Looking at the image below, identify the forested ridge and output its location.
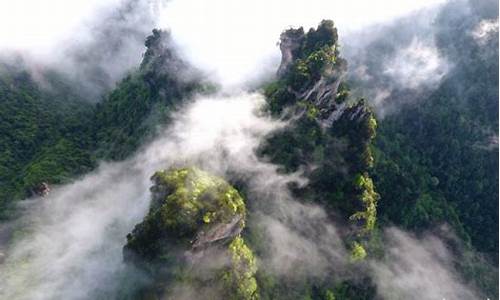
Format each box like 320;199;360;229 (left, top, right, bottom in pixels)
366;0;499;258
0;30;208;217
0;63;95;216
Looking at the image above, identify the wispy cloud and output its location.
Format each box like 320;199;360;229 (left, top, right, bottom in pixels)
370;228;480;300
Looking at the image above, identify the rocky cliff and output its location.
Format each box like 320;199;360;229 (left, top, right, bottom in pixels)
262;20;378;237
124;167;258;300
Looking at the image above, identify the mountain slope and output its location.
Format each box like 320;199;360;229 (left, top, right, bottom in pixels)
254;20;379;299
0;29;207;216
261;20;378;237
361;0;499;258
0;4;497;298
345;0;498;296
0;62;95;216
94;29;209;160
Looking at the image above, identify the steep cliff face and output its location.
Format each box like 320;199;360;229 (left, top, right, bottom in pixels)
271;20;348;127
276;27;305;77
120;22;380;300
124;167;258;300
140;29;201;91
261;20;378;236
94;29;209;161
250;20;381;300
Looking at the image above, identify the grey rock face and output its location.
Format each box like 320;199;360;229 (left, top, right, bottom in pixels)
277;28;305;77
276;24;350;128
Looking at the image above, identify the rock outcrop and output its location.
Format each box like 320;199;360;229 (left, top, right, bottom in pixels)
30;182;50;197
140;29;205;93
140;29;188;79
262;20;378;240
277;27;305;77
124;167;258;300
274;20;348;127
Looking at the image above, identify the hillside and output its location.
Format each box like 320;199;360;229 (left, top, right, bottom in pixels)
0;61;95;217
0;29;207;217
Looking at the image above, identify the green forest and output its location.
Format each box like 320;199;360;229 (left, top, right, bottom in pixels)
0;0;497;299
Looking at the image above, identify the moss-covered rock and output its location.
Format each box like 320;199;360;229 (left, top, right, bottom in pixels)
124;167;258;299
350;173;379;234
152;167;245;233
350;241;367;262
224;236;259;300
261;20;379;239
125;167;246;258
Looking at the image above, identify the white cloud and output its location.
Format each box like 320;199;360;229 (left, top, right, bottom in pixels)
0;0;445;87
383;37;449;89
0;0;121;53
370;228;480;300
0;92;485;299
471;18;499;45
0;92;286;299
160;0;446;86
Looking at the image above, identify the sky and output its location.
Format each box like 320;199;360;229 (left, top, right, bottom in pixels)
0;0;121;49
160;0;446;84
0;0;446;86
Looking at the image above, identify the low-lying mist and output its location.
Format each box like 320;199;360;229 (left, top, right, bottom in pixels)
0;0;163;100
344;0;498;117
0;92;282;299
0;0;496;298
0;91;483;299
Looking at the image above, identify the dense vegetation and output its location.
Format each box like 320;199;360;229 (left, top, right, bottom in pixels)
345;0;499;295
124;167;258;300
94;29;206;160
0;63;95;217
254;20;379;299
0;0;497;298
0;29;205;217
359;0;499;258
261;20;378;241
